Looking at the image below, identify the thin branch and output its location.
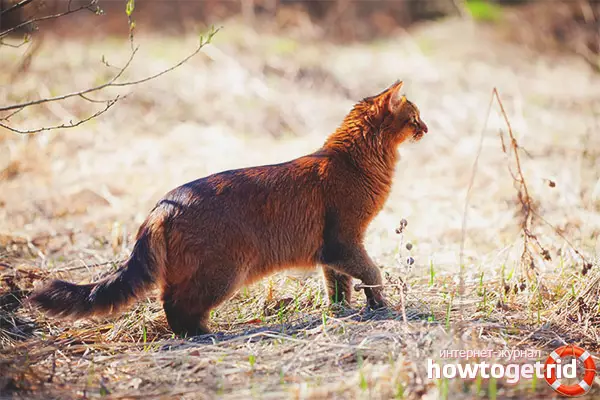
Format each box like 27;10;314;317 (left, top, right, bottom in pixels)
101;55;121;71
0;0;99;39
1;47;137;112
110;28;219;88
0;106;25;121
0;0;35;17
0;96;122;135
0;27;219;113
78;93;113;104
459;88;495;289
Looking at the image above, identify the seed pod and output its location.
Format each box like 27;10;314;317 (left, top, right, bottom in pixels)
519;282;526;291
548;180;556;188
406;256;415;266
396;219;408;234
542;250;551;261
406;242;413;251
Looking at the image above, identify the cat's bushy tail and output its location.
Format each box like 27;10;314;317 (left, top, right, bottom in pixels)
29;207;169;318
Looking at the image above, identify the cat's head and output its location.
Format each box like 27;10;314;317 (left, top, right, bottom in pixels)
361;81;428;145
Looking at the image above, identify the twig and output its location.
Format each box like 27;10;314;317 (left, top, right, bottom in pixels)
1;27;219;134
111;27;219;88
0;96;122;135
353;283;383;291
1;48;138;112
78;93;113;104
0;106;25;121
0;27;219;113
398;283;407;325
0;0;100;39
532;209;590;265
0;0;35;16
459;89;495;292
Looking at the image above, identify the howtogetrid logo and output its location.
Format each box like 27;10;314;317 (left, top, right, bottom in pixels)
427;344;597;397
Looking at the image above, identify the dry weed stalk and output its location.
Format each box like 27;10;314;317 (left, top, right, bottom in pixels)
493;88;549;284
494;89;593;284
463;88;592;292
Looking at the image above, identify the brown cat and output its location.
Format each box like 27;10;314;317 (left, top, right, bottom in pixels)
29;81;428;336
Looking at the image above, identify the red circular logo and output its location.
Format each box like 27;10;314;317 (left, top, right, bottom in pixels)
545;345;596;397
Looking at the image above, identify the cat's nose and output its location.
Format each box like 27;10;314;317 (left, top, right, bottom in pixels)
420;120;428;133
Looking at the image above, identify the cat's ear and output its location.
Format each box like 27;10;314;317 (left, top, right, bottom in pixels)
386;81;406;114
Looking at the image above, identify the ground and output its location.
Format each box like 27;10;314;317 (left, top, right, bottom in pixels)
1;16;599;399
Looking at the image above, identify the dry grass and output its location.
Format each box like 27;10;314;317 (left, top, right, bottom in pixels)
1;17;600;399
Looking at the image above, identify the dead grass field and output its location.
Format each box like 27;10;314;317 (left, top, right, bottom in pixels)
1;17;600;399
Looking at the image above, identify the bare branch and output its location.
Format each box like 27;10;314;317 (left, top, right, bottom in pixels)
0;27;219;114
78;93;113;104
0;0;99;39
0;0;36;17
110;27;219;88
0;106;25;121
0;96;122;135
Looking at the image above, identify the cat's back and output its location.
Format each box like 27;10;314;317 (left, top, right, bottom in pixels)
157;153;328;227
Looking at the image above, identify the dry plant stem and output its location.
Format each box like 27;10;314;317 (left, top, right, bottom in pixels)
462;87;560;286
52;259;125;273
533;209;590;264
460;88;495;292
398;285;407;325
0;27;219;134
354;284;383;290
492;88;550;277
465;89;590;275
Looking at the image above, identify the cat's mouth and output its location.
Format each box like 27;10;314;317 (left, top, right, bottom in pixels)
412;120;428;141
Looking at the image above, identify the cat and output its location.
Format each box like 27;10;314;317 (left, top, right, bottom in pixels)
29;80;428;336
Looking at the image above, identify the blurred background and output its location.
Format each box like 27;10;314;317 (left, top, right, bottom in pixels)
1;0;599;275
1;0;599;277
2;1;600;397
3;0;600;48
